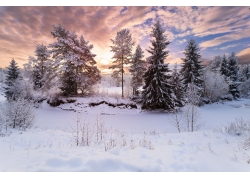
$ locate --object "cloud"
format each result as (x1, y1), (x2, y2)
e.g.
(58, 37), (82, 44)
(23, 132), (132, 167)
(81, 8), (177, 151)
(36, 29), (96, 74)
(200, 29), (250, 49)
(218, 44), (240, 50)
(237, 48), (250, 64)
(176, 39), (187, 44)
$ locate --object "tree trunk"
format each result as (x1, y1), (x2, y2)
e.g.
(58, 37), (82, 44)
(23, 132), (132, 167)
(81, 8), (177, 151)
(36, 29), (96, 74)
(122, 54), (124, 98)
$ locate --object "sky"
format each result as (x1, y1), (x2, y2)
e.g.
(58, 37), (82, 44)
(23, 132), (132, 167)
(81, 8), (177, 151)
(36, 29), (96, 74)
(0, 3), (250, 74)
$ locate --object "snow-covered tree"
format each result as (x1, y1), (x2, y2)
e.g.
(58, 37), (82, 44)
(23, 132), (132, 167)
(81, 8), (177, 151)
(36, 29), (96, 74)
(49, 24), (101, 96)
(0, 68), (5, 83)
(109, 28), (134, 98)
(209, 56), (222, 73)
(170, 63), (185, 107)
(227, 52), (240, 99)
(220, 54), (230, 78)
(0, 96), (35, 130)
(141, 20), (175, 111)
(4, 59), (22, 100)
(180, 39), (204, 92)
(239, 64), (250, 82)
(32, 44), (51, 89)
(129, 45), (147, 96)
(203, 68), (229, 102)
(183, 82), (203, 132)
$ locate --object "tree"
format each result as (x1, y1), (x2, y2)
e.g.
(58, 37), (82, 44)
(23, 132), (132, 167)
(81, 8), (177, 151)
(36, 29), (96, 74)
(209, 56), (222, 73)
(49, 24), (101, 96)
(227, 52), (240, 98)
(129, 45), (147, 96)
(4, 59), (22, 100)
(170, 63), (185, 107)
(203, 67), (229, 102)
(33, 44), (51, 89)
(180, 39), (204, 92)
(0, 96), (35, 130)
(220, 54), (230, 78)
(109, 28), (134, 98)
(183, 83), (203, 132)
(141, 20), (175, 111)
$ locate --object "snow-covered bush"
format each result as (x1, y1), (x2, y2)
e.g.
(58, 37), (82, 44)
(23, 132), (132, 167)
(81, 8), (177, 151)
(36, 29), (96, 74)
(0, 96), (36, 133)
(183, 83), (204, 132)
(203, 69), (229, 102)
(238, 78), (250, 98)
(222, 118), (250, 136)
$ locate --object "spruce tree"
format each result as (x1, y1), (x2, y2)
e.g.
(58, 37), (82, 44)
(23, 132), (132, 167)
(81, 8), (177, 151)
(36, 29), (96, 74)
(109, 29), (134, 98)
(220, 54), (230, 78)
(129, 45), (147, 96)
(141, 20), (175, 111)
(34, 44), (50, 89)
(180, 39), (203, 92)
(170, 63), (185, 107)
(4, 59), (21, 100)
(227, 52), (240, 98)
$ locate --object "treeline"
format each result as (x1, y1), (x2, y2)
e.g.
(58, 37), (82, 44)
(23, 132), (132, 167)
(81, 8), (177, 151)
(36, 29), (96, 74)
(1, 21), (250, 112)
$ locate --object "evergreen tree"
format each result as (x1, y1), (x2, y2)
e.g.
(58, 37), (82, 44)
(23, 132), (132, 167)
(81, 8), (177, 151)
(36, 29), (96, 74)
(180, 39), (204, 92)
(170, 63), (185, 107)
(129, 45), (147, 96)
(109, 28), (134, 98)
(220, 54), (230, 78)
(49, 24), (100, 96)
(227, 52), (240, 98)
(210, 56), (222, 73)
(4, 59), (21, 100)
(240, 64), (250, 81)
(34, 44), (51, 89)
(141, 20), (175, 111)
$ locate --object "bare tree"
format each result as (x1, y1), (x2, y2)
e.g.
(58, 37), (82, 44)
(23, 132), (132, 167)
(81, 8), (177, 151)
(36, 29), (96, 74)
(167, 109), (183, 133)
(183, 83), (204, 132)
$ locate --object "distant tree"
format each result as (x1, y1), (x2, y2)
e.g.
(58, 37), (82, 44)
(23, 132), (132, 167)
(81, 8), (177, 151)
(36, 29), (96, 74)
(49, 24), (101, 96)
(227, 52), (240, 99)
(220, 54), (230, 78)
(111, 70), (122, 87)
(141, 20), (175, 111)
(109, 29), (134, 98)
(4, 59), (22, 100)
(129, 45), (147, 96)
(170, 63), (185, 107)
(180, 39), (204, 93)
(209, 56), (222, 73)
(203, 67), (229, 102)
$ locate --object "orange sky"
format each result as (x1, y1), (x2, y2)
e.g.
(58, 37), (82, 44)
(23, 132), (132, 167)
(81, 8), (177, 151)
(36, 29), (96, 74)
(0, 6), (250, 74)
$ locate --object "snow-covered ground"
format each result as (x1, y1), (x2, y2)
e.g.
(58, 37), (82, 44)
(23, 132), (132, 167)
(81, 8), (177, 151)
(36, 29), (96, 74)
(0, 86), (250, 171)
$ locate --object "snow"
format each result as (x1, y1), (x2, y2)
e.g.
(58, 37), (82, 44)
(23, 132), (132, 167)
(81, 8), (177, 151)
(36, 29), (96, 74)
(1, 86), (250, 172)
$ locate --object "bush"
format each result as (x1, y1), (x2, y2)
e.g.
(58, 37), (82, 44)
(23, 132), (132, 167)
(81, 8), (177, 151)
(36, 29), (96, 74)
(222, 118), (250, 136)
(0, 96), (36, 134)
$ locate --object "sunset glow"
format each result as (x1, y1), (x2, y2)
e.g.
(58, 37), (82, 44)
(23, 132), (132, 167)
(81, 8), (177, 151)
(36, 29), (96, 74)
(0, 6), (250, 74)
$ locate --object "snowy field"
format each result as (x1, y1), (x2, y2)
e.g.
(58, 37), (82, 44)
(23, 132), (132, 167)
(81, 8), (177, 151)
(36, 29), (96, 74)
(0, 85), (250, 172)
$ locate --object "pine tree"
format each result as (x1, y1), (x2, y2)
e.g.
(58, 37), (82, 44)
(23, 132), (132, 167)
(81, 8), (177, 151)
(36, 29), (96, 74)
(129, 45), (147, 96)
(170, 63), (185, 107)
(34, 44), (51, 89)
(49, 24), (100, 96)
(220, 54), (230, 78)
(180, 39), (204, 92)
(210, 56), (222, 73)
(109, 29), (134, 98)
(141, 20), (175, 111)
(227, 52), (240, 98)
(4, 59), (21, 100)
